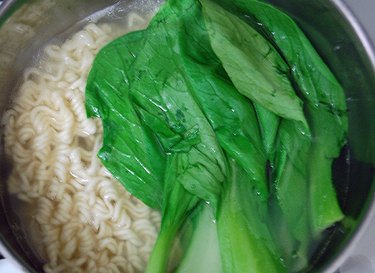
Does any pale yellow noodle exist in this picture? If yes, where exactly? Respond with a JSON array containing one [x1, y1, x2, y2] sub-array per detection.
[[2, 14, 160, 273]]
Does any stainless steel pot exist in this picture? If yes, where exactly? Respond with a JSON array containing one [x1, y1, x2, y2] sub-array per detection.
[[0, 0, 374, 272]]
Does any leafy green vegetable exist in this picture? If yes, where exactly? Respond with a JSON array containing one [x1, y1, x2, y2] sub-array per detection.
[[175, 3, 287, 271], [217, 158, 284, 273], [203, 1, 347, 268], [87, 1, 226, 271], [85, 30, 166, 209], [200, 1, 313, 269], [216, 0, 347, 235], [270, 119, 312, 270], [175, 204, 223, 273], [176, 1, 269, 199], [85, 0, 348, 272], [200, 0, 307, 126], [254, 104, 280, 159]]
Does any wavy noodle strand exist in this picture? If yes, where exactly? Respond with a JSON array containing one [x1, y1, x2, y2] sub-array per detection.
[[2, 17, 160, 273]]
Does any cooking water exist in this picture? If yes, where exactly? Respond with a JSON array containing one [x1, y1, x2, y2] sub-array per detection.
[[0, 0, 375, 272]]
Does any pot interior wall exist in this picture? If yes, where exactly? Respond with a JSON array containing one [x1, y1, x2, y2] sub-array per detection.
[[0, 0, 374, 272]]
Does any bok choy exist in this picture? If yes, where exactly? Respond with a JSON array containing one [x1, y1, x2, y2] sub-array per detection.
[[85, 0, 347, 272]]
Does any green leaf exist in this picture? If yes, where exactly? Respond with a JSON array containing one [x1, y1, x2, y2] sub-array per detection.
[[145, 155, 200, 273], [176, 204, 223, 273], [200, 0, 307, 125], [86, 0, 227, 210], [254, 104, 280, 159], [216, 0, 347, 234], [86, 1, 348, 272], [176, 1, 269, 199], [87, 1, 227, 272], [85, 30, 166, 209], [240, 0, 347, 234], [217, 158, 285, 273], [270, 119, 312, 271]]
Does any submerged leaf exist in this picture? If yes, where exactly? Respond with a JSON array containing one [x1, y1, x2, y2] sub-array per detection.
[[86, 0, 348, 272], [201, 0, 307, 125]]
